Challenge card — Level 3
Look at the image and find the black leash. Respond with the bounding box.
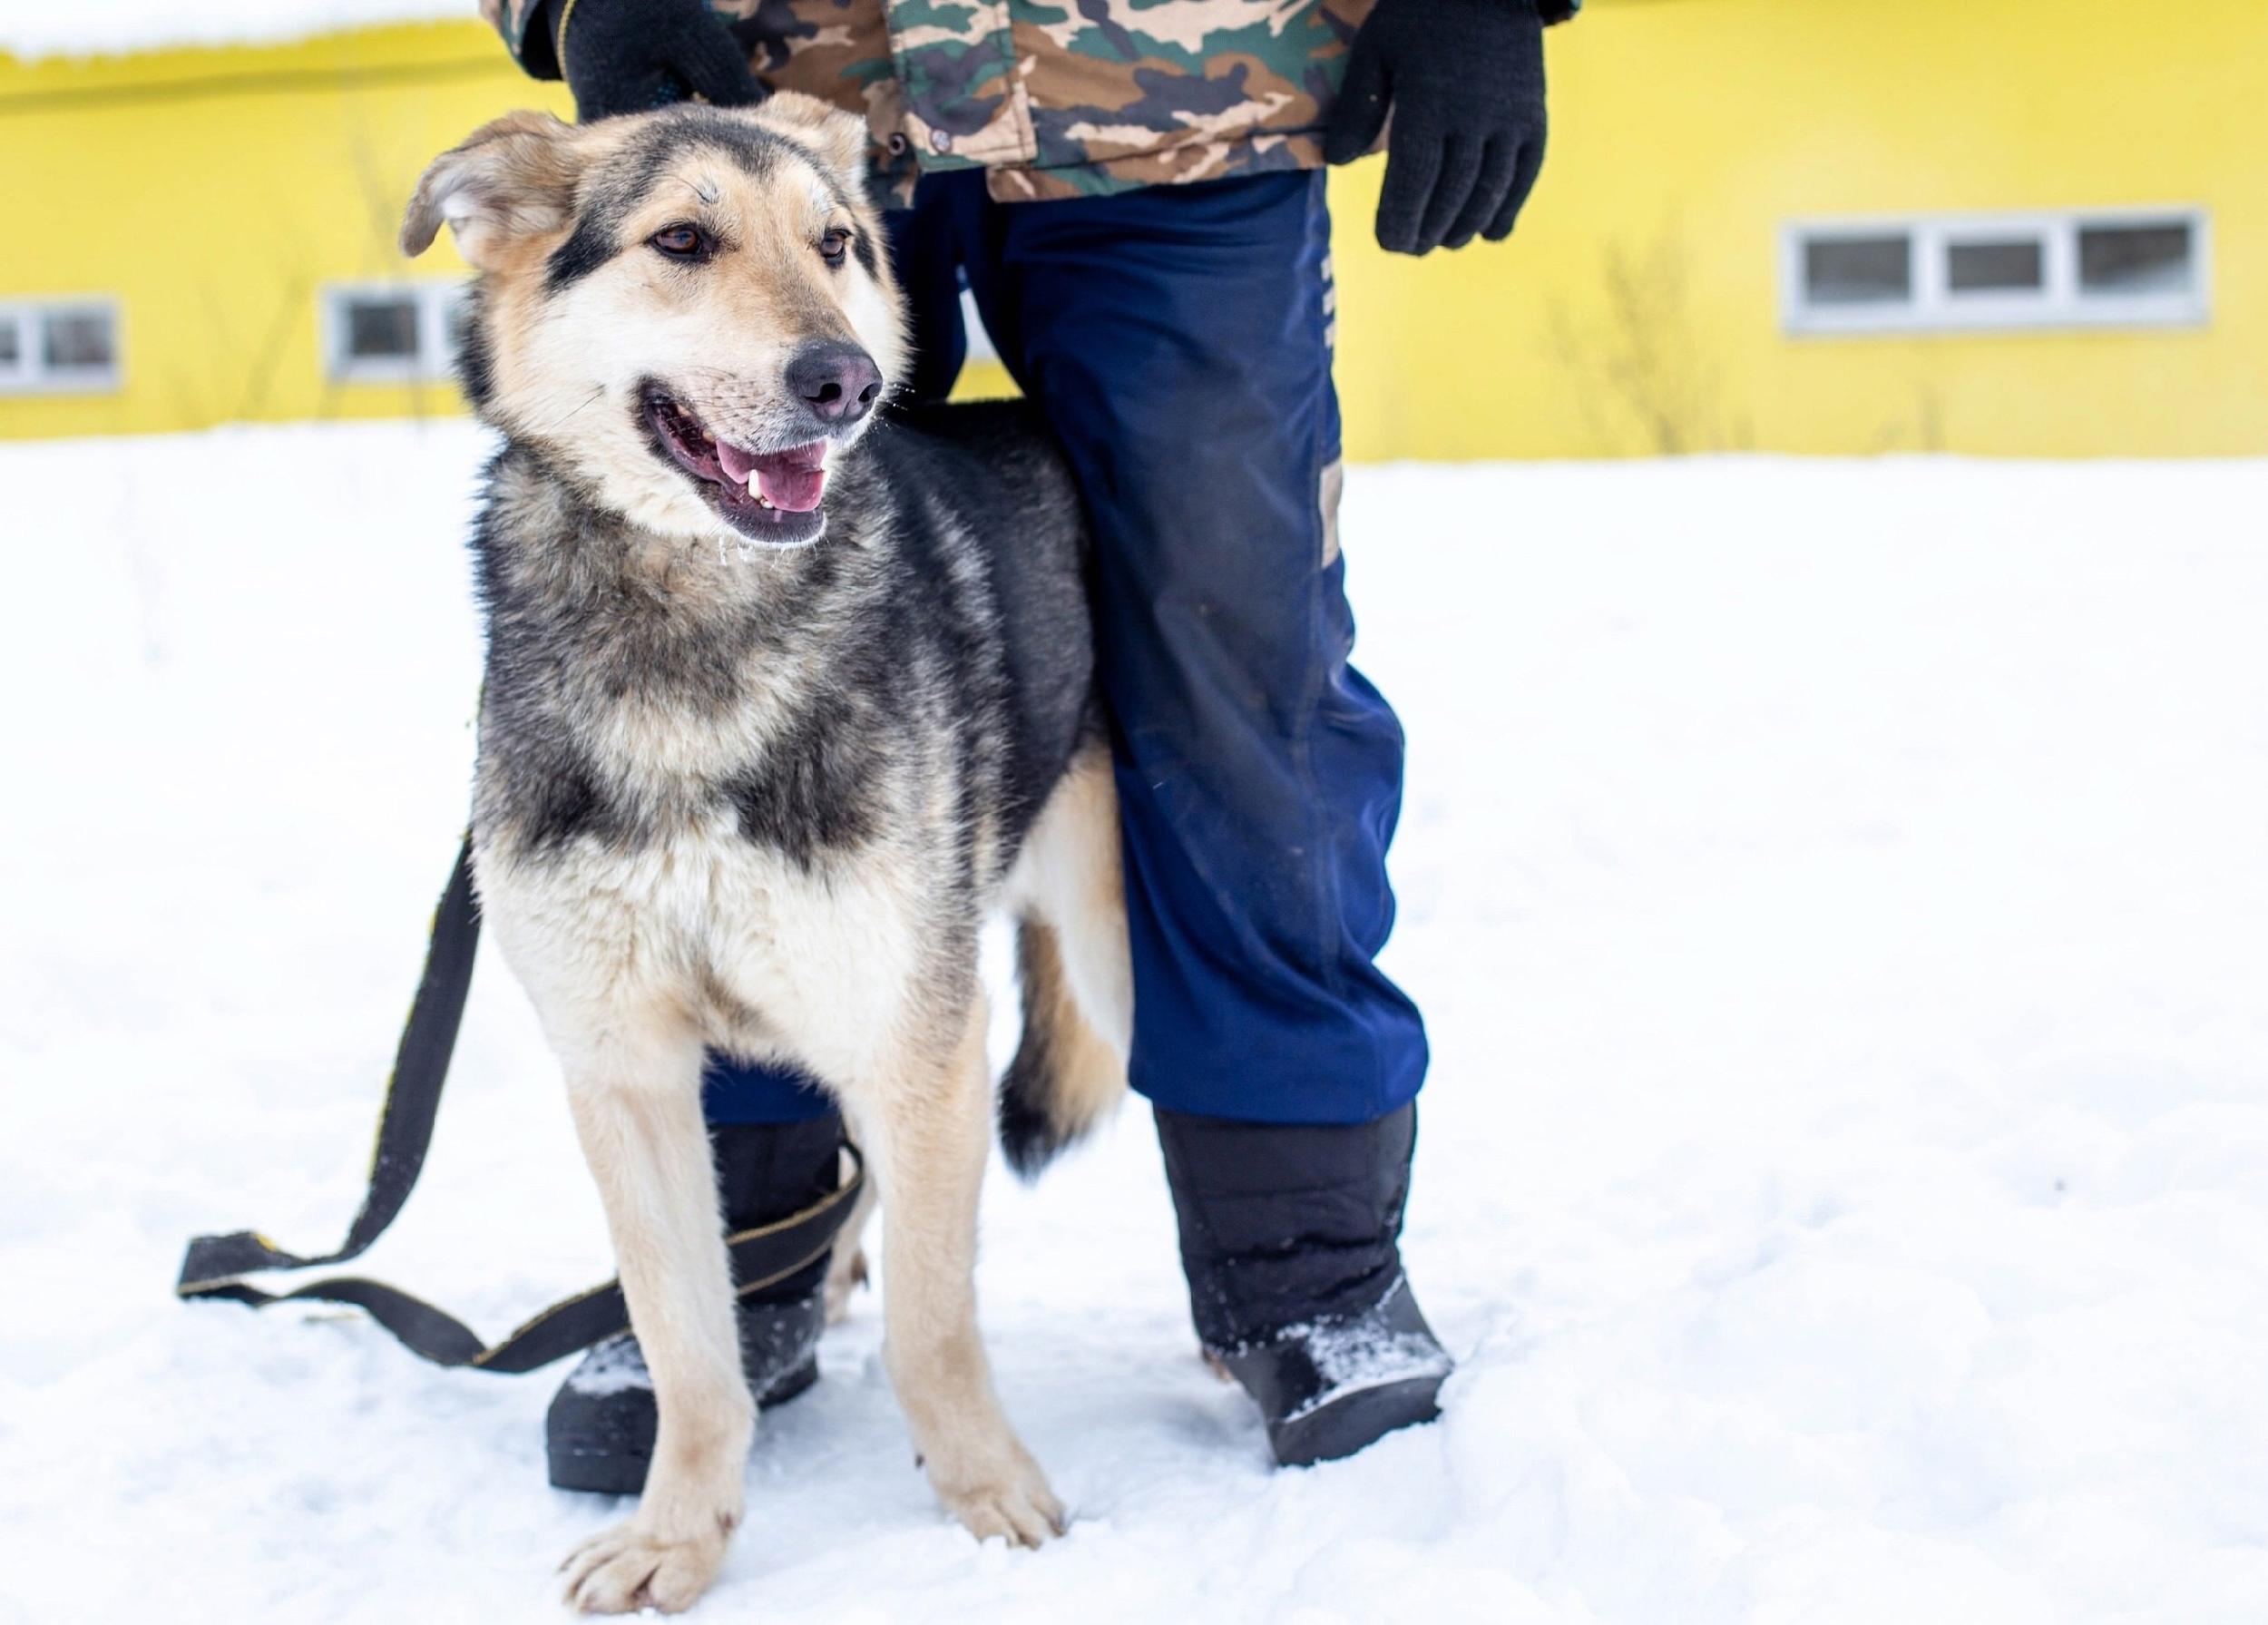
[175,832,865,1373]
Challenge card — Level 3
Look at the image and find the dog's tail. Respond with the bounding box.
[999,915,1129,1180]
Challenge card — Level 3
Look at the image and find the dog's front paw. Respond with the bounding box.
[562,1519,729,1615]
[931,1445,1067,1548]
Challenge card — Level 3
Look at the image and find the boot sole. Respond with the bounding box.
[1266,1371,1445,1468]
[546,1351,821,1496]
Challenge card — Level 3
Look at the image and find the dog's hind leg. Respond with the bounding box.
[860,986,1065,1545]
[822,1147,877,1325]
[554,1015,753,1615]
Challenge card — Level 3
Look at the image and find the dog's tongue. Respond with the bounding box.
[719,440,828,513]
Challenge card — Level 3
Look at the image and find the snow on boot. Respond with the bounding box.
[546,1114,844,1494]
[1156,1102,1453,1467]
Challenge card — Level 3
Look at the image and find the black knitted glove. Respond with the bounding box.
[553,0,764,122]
[1324,0,1549,255]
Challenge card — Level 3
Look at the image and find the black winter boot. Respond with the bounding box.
[1156,1102,1452,1467]
[546,1113,845,1493]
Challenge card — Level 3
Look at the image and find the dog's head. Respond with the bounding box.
[403,97,905,548]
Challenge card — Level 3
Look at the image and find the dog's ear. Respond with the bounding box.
[401,112,582,269]
[757,93,873,201]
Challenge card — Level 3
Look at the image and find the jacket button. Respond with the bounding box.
[930,128,953,154]
[886,132,908,154]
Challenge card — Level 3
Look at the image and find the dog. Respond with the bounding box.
[400,95,1133,1613]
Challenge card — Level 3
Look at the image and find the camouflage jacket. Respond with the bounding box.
[482,0,1577,204]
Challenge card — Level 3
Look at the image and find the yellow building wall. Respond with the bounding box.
[1,0,2263,455]
[0,24,563,441]
[1337,0,2268,458]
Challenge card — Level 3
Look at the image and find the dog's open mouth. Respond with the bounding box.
[642,387,829,545]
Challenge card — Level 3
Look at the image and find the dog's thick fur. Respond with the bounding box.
[403,97,1131,1614]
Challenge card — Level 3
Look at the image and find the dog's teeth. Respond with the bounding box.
[757,493,773,508]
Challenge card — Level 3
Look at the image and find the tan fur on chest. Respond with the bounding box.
[577,664,816,806]
[474,815,931,1093]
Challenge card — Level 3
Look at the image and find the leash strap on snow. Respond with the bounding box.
[174,832,865,1374]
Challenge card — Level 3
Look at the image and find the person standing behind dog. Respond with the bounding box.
[479,0,1572,1486]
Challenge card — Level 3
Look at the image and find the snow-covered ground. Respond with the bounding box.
[1,426,2263,1623]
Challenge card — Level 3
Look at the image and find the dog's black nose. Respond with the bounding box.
[787,343,883,426]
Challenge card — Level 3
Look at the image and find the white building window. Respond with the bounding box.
[323,281,469,382]
[1783,210,2207,336]
[0,300,122,394]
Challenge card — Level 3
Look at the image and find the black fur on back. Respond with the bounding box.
[874,398,1103,847]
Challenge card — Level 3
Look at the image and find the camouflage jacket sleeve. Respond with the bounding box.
[480,0,563,80]
[474,0,1580,204]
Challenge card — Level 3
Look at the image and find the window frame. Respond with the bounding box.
[321,280,469,384]
[0,298,124,396]
[1781,208,2211,337]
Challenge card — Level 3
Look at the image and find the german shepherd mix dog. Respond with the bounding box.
[400,95,1133,1613]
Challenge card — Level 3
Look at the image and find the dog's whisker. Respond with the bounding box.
[527,384,607,439]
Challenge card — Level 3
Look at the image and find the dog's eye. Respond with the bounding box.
[650,223,710,262]
[818,228,853,269]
